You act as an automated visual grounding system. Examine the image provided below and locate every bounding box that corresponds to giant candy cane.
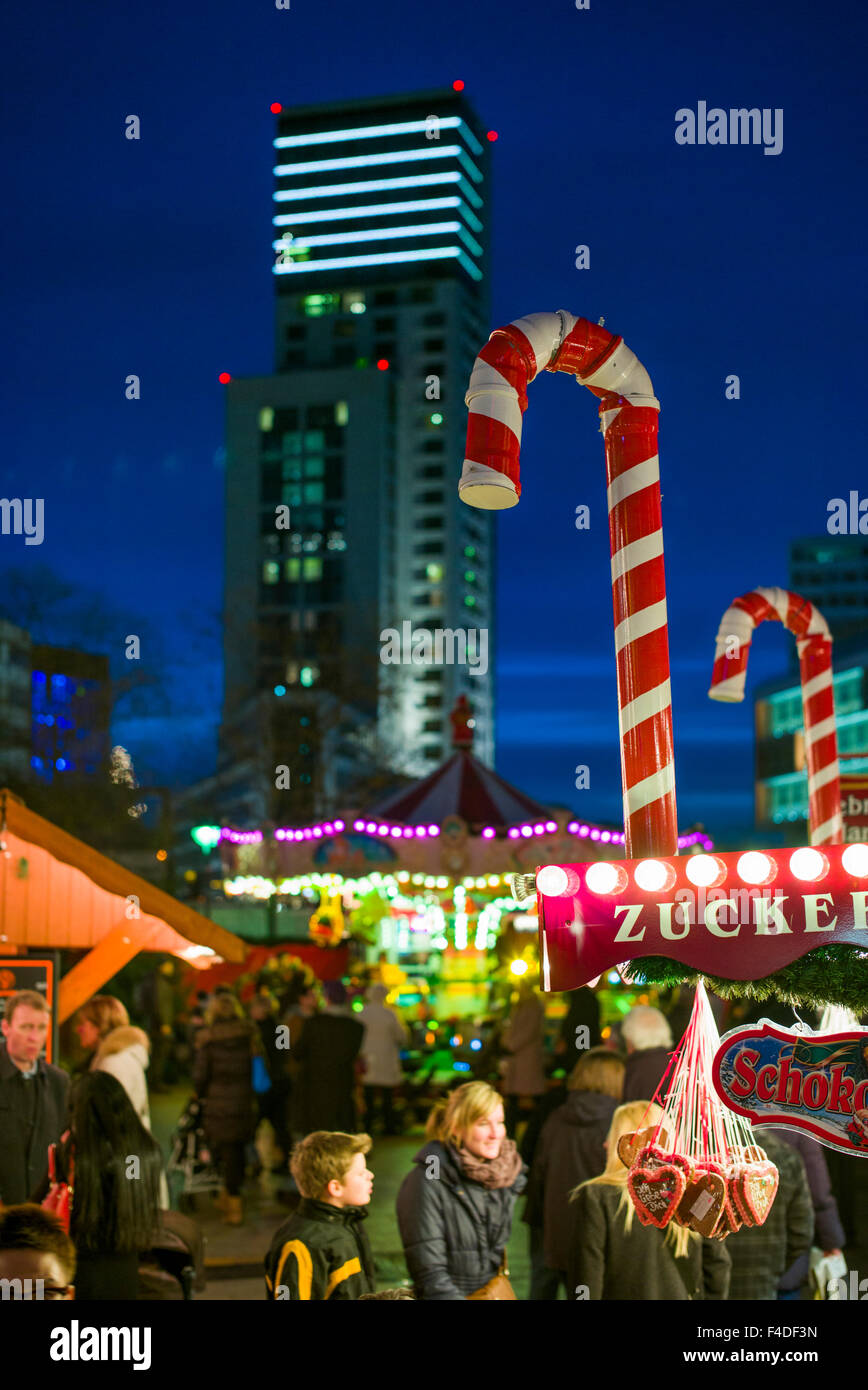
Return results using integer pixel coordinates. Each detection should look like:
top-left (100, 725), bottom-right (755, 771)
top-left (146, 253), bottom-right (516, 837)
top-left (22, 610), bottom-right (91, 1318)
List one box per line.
top-left (708, 586), bottom-right (843, 845)
top-left (460, 312), bottom-right (677, 859)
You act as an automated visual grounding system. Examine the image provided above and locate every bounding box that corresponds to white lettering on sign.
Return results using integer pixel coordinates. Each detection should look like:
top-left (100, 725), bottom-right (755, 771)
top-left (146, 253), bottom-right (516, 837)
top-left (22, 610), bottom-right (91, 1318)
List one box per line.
top-left (613, 904), bottom-right (645, 943)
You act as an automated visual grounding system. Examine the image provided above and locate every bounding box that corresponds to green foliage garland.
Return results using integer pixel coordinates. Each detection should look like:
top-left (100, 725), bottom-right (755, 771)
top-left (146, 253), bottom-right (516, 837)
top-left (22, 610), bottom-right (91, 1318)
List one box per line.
top-left (626, 946), bottom-right (868, 1013)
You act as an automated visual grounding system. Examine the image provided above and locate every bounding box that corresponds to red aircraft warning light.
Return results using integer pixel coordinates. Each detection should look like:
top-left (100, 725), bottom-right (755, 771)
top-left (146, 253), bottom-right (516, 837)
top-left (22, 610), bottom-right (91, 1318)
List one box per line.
top-left (270, 103), bottom-right (282, 114)
top-left (376, 359), bottom-right (390, 371)
top-left (452, 80), bottom-right (465, 91)
top-left (218, 372), bottom-right (232, 384)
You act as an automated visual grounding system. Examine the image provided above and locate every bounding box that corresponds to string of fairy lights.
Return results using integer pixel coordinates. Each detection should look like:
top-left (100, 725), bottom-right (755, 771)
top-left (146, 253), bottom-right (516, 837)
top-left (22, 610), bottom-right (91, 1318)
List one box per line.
top-left (222, 869), bottom-right (522, 952)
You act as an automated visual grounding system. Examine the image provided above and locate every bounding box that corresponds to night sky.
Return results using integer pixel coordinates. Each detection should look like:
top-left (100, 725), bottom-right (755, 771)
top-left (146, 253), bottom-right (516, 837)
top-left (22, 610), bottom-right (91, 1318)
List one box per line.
top-left (3, 0), bottom-right (865, 843)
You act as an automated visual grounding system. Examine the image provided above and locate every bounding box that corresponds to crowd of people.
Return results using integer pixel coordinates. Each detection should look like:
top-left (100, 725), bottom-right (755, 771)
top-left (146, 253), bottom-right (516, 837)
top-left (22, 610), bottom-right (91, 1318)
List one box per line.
top-left (0, 979), bottom-right (863, 1301)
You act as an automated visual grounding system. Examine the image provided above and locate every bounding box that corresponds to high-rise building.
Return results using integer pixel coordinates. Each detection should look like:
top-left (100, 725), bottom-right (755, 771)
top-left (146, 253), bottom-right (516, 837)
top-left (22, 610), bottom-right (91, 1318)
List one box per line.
top-left (221, 88), bottom-right (495, 822)
top-left (29, 644), bottom-right (111, 783)
top-left (0, 620), bottom-right (32, 782)
top-left (789, 536), bottom-right (868, 642)
top-left (751, 534), bottom-right (868, 838)
top-left (0, 624), bottom-right (111, 787)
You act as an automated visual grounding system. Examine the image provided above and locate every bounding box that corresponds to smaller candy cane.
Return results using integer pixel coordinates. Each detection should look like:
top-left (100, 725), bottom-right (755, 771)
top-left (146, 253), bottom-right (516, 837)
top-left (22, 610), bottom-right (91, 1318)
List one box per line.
top-left (708, 586), bottom-right (842, 845)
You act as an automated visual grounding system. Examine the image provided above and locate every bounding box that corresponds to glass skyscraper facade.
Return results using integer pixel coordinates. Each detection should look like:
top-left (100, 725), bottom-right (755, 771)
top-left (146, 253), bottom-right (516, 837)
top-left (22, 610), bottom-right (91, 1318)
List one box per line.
top-left (220, 89), bottom-right (495, 823)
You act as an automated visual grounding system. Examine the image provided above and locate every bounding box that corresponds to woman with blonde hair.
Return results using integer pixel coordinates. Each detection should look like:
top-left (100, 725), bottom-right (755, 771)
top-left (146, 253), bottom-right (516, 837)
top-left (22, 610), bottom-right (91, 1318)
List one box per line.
top-left (566, 1101), bottom-right (731, 1300)
top-left (396, 1081), bottom-right (526, 1299)
top-left (74, 995), bottom-right (153, 1131)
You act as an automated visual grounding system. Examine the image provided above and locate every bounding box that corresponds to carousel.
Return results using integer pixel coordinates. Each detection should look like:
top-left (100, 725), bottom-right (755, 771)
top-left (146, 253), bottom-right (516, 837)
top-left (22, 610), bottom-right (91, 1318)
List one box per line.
top-left (209, 696), bottom-right (713, 1030)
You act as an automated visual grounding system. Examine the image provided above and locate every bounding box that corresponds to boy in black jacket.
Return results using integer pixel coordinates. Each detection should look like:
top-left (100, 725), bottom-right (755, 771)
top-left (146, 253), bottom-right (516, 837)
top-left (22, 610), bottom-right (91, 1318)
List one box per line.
top-left (265, 1131), bottom-right (376, 1300)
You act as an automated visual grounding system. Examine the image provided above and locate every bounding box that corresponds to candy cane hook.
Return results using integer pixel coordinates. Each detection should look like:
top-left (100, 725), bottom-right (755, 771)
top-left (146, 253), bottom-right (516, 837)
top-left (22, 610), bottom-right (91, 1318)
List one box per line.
top-left (460, 311), bottom-right (677, 859)
top-left (708, 586), bottom-right (843, 845)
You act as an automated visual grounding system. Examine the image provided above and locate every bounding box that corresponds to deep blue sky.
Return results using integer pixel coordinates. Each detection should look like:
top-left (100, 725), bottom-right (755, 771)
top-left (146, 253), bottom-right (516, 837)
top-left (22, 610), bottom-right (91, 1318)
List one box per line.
top-left (3, 0), bottom-right (865, 842)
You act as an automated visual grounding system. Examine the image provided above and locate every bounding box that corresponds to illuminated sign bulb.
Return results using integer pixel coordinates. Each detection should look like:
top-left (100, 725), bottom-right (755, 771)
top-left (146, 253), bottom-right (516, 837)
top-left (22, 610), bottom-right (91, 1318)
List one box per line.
top-left (737, 852), bottom-right (777, 886)
top-left (842, 843), bottom-right (868, 878)
top-left (537, 865), bottom-right (569, 897)
top-left (634, 859), bottom-right (676, 893)
top-left (584, 862), bottom-right (626, 896)
top-left (684, 854), bottom-right (726, 889)
top-left (789, 847), bottom-right (829, 882)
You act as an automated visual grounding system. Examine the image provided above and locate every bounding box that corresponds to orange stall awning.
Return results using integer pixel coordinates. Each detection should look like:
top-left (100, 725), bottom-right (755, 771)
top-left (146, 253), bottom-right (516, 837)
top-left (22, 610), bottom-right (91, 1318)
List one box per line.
top-left (0, 789), bottom-right (246, 1022)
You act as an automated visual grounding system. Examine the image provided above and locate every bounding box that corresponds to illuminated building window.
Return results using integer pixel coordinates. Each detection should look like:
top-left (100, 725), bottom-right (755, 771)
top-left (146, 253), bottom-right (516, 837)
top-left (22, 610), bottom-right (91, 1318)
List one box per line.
top-left (426, 563), bottom-right (444, 582)
top-left (285, 559), bottom-right (301, 581)
top-left (301, 292), bottom-right (342, 316)
top-left (259, 407), bottom-right (275, 430)
top-left (303, 557), bottom-right (322, 581)
top-left (263, 561), bottom-right (280, 584)
top-left (335, 401), bottom-right (349, 425)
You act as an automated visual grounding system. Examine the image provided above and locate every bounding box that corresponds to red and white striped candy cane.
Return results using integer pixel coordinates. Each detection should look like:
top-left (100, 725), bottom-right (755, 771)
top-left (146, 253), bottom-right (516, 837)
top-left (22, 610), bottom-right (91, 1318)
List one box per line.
top-left (460, 311), bottom-right (677, 859)
top-left (708, 586), bottom-right (842, 845)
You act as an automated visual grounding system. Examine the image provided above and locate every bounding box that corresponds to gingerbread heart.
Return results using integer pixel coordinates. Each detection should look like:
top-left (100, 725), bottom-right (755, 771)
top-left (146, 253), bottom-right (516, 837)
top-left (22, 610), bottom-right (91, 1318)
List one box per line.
top-left (732, 1162), bottom-right (779, 1228)
top-left (628, 1164), bottom-right (687, 1229)
top-left (739, 1144), bottom-right (768, 1164)
top-left (676, 1170), bottom-right (727, 1237)
top-left (635, 1144), bottom-right (691, 1176)
top-left (617, 1126), bottom-right (671, 1169)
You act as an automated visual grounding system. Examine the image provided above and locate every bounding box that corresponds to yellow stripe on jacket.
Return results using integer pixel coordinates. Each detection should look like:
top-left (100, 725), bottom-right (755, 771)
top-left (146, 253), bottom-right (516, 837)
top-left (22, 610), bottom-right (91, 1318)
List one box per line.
top-left (275, 1240), bottom-right (314, 1300)
top-left (324, 1257), bottom-right (361, 1299)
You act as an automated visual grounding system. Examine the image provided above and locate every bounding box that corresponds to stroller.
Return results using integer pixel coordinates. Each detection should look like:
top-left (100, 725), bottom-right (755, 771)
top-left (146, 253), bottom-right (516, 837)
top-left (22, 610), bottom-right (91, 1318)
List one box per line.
top-left (167, 1097), bottom-right (221, 1211)
top-left (138, 1209), bottom-right (207, 1301)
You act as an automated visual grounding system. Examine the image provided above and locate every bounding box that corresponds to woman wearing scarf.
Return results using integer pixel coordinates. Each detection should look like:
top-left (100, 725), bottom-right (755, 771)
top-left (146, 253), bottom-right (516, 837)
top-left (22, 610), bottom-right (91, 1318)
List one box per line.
top-left (396, 1081), bottom-right (526, 1299)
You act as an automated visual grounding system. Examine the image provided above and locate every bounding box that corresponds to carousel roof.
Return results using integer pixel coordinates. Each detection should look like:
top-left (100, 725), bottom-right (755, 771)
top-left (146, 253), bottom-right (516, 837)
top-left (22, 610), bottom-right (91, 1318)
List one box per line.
top-left (368, 699), bottom-right (553, 830)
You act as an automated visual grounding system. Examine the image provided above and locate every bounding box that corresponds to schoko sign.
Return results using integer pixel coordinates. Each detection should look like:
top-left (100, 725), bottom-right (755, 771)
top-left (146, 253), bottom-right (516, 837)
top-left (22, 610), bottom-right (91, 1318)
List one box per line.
top-left (712, 1021), bottom-right (868, 1155)
top-left (536, 843), bottom-right (868, 991)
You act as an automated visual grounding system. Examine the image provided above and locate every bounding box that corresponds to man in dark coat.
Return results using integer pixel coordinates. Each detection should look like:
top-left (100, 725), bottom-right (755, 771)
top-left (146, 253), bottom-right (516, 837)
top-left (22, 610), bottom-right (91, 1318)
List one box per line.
top-left (0, 991), bottom-right (69, 1206)
top-left (770, 1127), bottom-right (845, 1295)
top-left (293, 981), bottom-right (364, 1134)
top-left (557, 987), bottom-right (601, 1055)
top-left (725, 1130), bottom-right (814, 1300)
top-left (526, 1050), bottom-right (624, 1292)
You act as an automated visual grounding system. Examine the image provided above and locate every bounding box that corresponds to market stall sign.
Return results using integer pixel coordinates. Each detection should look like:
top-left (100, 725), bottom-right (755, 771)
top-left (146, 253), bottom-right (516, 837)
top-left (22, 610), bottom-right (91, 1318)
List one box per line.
top-left (842, 775), bottom-right (868, 844)
top-left (536, 844), bottom-right (868, 991)
top-left (712, 1021), bottom-right (868, 1155)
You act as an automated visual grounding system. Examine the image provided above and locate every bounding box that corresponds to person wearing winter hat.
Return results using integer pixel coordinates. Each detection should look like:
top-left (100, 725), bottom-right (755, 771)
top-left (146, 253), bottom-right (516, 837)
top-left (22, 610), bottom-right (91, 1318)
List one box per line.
top-left (396, 1081), bottom-right (526, 1299)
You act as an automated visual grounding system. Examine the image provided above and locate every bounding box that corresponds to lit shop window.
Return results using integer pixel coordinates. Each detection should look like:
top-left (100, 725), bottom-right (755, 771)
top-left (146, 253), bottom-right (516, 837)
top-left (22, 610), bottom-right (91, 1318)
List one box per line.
top-left (263, 561), bottom-right (280, 584)
top-left (301, 292), bottom-right (341, 317)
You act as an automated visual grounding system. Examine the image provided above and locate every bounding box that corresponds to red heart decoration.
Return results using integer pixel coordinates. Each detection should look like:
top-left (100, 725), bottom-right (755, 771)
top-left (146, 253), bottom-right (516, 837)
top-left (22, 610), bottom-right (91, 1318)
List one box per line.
top-left (731, 1162), bottom-right (779, 1228)
top-left (636, 1144), bottom-right (691, 1177)
top-left (628, 1164), bottom-right (687, 1229)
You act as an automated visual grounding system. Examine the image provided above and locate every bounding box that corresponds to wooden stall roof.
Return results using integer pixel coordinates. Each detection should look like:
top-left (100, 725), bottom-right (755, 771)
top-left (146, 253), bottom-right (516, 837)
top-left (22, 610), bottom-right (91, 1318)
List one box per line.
top-left (0, 789), bottom-right (246, 964)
